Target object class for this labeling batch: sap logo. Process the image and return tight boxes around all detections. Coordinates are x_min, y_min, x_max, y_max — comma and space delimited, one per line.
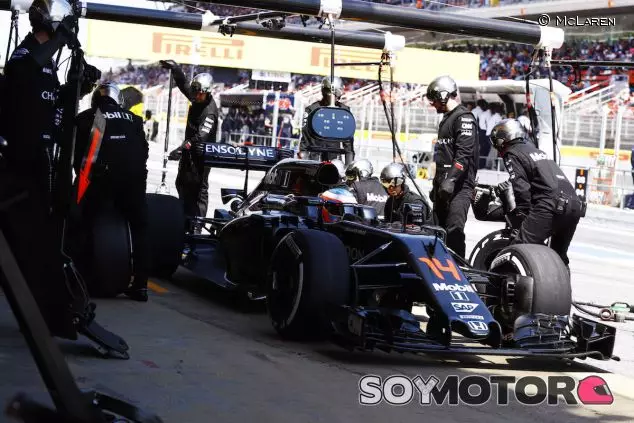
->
103, 111, 134, 122
366, 193, 387, 203
451, 302, 478, 313
530, 152, 548, 162
41, 91, 56, 102
346, 246, 365, 261
468, 321, 488, 332
433, 283, 475, 293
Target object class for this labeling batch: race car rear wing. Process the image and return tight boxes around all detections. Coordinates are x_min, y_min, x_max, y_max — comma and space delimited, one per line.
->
203, 143, 295, 171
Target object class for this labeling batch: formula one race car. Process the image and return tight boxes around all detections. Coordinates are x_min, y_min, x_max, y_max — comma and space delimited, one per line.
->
172, 152, 616, 361
173, 107, 617, 361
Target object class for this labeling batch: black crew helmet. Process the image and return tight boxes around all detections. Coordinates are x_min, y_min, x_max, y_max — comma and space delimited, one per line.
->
425, 75, 459, 104
345, 159, 374, 182
191, 73, 214, 94
490, 118, 527, 151
322, 76, 344, 100
29, 0, 74, 35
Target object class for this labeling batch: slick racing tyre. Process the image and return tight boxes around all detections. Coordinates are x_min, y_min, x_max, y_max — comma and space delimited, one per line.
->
147, 193, 185, 278
489, 244, 572, 318
266, 229, 351, 340
468, 229, 514, 271
88, 208, 133, 298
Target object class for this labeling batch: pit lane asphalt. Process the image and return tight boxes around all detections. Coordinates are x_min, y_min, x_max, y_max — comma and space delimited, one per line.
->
1, 147, 633, 422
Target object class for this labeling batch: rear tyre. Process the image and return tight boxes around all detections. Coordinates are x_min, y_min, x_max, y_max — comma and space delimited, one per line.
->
489, 244, 572, 325
88, 209, 133, 298
146, 193, 185, 278
266, 229, 351, 340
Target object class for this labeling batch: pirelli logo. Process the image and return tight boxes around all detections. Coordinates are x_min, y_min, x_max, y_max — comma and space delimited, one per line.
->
152, 33, 244, 60
310, 47, 376, 72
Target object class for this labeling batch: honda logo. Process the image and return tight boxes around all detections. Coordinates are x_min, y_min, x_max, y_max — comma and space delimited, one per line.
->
468, 321, 488, 332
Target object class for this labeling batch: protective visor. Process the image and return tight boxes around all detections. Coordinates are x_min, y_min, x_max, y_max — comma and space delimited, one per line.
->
381, 177, 404, 189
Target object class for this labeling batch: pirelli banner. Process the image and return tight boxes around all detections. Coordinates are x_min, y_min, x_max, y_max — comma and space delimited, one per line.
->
84, 20, 479, 84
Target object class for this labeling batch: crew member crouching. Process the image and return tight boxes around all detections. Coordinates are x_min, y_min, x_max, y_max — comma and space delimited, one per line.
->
346, 159, 388, 217
380, 162, 428, 225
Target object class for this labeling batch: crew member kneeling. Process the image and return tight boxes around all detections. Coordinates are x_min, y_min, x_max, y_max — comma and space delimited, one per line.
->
346, 159, 388, 217
75, 83, 150, 302
380, 162, 428, 225
490, 119, 586, 268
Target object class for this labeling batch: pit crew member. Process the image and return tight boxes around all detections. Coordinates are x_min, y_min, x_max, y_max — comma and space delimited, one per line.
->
426, 75, 479, 258
380, 162, 428, 225
346, 159, 388, 216
298, 77, 354, 165
160, 59, 218, 238
74, 83, 150, 302
0, 0, 101, 338
490, 118, 586, 267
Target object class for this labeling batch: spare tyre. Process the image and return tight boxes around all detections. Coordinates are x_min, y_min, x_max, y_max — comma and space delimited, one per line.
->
87, 207, 133, 298
146, 193, 185, 278
468, 229, 514, 271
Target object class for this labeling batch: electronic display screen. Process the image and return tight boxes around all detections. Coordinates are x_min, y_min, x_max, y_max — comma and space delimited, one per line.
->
308, 107, 356, 141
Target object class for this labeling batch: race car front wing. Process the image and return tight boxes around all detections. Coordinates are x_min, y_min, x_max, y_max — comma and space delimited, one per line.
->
330, 306, 618, 361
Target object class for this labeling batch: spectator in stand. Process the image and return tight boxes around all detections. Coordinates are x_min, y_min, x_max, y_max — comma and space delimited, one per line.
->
485, 103, 503, 168
477, 100, 490, 168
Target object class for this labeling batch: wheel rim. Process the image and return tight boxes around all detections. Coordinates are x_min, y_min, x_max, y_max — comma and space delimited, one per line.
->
269, 261, 304, 327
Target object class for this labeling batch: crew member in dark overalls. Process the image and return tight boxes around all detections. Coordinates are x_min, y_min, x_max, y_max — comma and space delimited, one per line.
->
160, 60, 218, 241
426, 75, 479, 258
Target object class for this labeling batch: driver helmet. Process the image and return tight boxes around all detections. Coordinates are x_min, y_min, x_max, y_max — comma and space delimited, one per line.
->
29, 0, 74, 35
345, 159, 373, 184
380, 162, 406, 189
319, 187, 357, 223
191, 73, 214, 95
490, 118, 527, 151
91, 83, 123, 108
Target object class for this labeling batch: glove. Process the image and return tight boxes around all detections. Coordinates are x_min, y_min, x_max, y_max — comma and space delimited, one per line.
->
194, 141, 206, 157
495, 180, 516, 214
437, 163, 464, 203
159, 60, 178, 70
83, 63, 101, 85
168, 147, 182, 161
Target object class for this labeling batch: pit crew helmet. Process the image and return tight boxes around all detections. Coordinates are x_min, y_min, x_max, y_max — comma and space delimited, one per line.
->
319, 187, 357, 223
380, 162, 406, 189
91, 83, 123, 108
345, 159, 373, 183
322, 76, 344, 100
490, 118, 527, 151
29, 0, 74, 35
191, 73, 214, 94
425, 75, 458, 105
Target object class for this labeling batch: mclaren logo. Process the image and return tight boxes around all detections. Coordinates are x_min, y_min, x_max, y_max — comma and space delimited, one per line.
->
433, 283, 475, 293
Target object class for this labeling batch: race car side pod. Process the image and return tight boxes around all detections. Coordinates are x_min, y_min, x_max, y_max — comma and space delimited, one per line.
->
0, 1, 402, 52
203, 0, 564, 49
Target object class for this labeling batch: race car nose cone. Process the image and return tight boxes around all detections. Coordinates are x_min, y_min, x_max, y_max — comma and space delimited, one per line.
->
577, 376, 614, 405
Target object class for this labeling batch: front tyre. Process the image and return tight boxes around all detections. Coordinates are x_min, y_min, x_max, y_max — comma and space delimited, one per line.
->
266, 229, 351, 340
